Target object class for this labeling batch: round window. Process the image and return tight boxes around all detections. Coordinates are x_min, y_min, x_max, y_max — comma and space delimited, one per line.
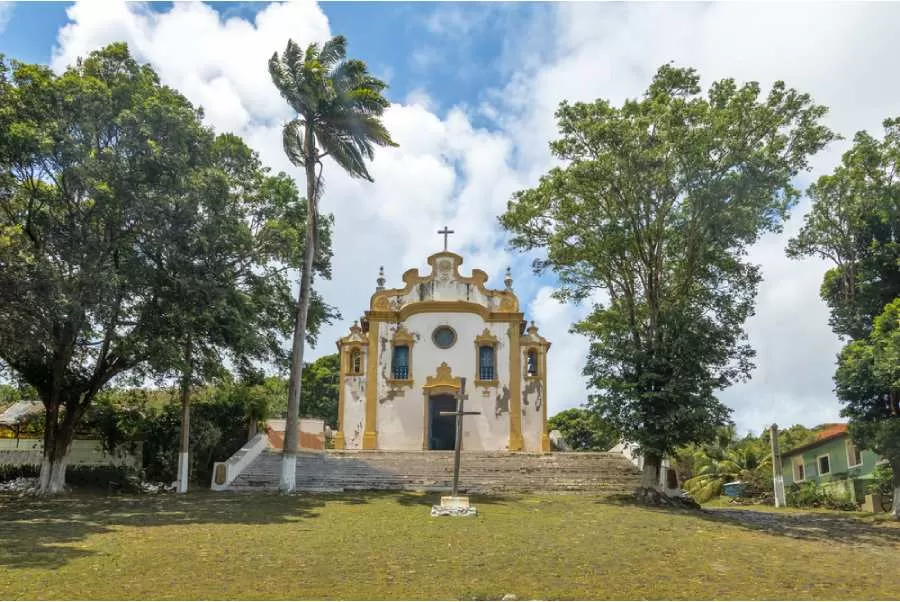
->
432, 326, 457, 349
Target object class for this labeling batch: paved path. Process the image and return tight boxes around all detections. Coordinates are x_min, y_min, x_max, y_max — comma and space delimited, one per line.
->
706, 507, 900, 548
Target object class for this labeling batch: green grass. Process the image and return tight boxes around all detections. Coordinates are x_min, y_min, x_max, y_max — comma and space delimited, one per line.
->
1, 491, 899, 600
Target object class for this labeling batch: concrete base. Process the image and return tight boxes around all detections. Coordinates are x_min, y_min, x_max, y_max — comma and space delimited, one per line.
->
862, 493, 883, 513
431, 495, 477, 517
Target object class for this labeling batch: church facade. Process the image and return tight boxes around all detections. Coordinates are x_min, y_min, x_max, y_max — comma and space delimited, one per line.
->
333, 247, 551, 452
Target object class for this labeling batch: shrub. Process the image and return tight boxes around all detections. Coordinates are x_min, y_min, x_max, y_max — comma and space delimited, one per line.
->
867, 463, 894, 495
92, 391, 251, 486
0, 464, 39, 482
786, 481, 859, 511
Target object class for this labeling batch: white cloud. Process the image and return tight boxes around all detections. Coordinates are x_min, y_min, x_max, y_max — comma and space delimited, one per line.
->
0, 2, 14, 34
488, 2, 900, 433
49, 1, 900, 435
404, 88, 437, 113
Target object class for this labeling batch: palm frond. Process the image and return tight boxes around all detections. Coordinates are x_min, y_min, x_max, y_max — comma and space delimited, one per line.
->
304, 41, 321, 65
268, 34, 396, 184
315, 127, 371, 181
318, 36, 347, 69
269, 42, 312, 115
282, 119, 306, 168
325, 112, 397, 150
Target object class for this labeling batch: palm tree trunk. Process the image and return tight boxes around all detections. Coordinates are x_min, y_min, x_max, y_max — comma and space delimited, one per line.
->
280, 126, 318, 493
177, 336, 193, 494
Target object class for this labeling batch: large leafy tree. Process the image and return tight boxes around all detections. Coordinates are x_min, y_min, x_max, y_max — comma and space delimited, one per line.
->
0, 44, 332, 494
547, 407, 618, 451
269, 35, 396, 491
251, 353, 341, 428
787, 118, 900, 518
500, 65, 834, 489
144, 135, 337, 493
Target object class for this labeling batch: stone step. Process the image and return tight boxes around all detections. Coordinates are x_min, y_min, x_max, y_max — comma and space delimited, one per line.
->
228, 450, 641, 493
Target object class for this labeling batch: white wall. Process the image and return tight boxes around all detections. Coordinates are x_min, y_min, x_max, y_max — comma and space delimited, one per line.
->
0, 438, 141, 468
342, 371, 367, 449
521, 376, 544, 451
373, 313, 512, 450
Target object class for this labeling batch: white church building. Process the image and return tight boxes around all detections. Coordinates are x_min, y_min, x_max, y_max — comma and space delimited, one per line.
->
333, 241, 551, 453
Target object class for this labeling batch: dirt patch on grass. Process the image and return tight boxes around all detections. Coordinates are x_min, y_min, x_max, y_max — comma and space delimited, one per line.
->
705, 508, 900, 548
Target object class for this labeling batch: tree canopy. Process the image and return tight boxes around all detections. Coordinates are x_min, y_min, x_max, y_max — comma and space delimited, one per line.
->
0, 43, 335, 493
787, 117, 900, 517
547, 407, 618, 451
500, 65, 835, 485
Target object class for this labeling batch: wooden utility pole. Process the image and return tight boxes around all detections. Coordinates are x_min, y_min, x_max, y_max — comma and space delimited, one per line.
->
770, 423, 786, 508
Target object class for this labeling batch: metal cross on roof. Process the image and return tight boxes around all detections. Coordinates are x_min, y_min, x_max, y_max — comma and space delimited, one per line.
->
437, 226, 454, 251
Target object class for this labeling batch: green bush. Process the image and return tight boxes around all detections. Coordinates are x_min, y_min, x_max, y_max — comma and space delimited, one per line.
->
66, 465, 137, 490
90, 390, 252, 485
867, 463, 894, 495
786, 481, 859, 511
0, 464, 39, 481
0, 463, 137, 491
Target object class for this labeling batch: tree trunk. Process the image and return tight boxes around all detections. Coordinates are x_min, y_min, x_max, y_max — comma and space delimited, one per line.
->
891, 458, 900, 520
280, 126, 318, 493
177, 338, 193, 494
37, 404, 75, 495
641, 451, 662, 490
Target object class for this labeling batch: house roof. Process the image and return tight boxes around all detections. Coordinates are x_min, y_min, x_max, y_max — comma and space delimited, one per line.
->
782, 423, 849, 458
0, 401, 42, 427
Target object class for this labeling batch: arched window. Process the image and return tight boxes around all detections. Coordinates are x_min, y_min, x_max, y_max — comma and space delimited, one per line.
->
392, 345, 409, 380
526, 349, 538, 377
349, 349, 362, 375
479, 345, 495, 381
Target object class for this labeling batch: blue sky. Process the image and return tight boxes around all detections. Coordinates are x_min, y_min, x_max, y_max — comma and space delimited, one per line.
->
3, 1, 899, 434
1, 2, 545, 128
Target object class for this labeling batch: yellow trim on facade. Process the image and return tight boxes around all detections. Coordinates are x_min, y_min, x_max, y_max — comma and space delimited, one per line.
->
334, 322, 367, 451
474, 328, 500, 389
363, 319, 379, 450
368, 301, 522, 323
422, 362, 462, 450
540, 346, 550, 452
347, 347, 363, 375
388, 326, 416, 388
520, 321, 551, 452
368, 251, 520, 315
508, 323, 524, 451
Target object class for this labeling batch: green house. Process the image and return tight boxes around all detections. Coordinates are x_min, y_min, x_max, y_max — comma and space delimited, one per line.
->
780, 424, 882, 503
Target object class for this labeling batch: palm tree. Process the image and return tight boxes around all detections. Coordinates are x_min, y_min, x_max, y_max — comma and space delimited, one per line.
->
683, 445, 771, 503
268, 35, 396, 492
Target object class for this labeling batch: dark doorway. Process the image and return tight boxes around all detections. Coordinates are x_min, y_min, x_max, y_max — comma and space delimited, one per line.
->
428, 394, 457, 450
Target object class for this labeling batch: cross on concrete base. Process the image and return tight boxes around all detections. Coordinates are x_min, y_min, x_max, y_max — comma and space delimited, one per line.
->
439, 377, 481, 498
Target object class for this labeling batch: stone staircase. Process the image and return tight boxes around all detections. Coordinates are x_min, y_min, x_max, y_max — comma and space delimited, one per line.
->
229, 450, 641, 494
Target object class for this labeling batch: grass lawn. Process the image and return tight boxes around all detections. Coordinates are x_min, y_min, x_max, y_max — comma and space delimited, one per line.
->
1, 491, 899, 600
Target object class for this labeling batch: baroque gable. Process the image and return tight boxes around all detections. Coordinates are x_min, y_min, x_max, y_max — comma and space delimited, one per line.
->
368, 251, 520, 319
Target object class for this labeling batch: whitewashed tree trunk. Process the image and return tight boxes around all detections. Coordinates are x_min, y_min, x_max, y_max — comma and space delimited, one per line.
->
280, 125, 318, 494
177, 340, 193, 494
892, 484, 900, 520
892, 458, 900, 520
38, 446, 70, 494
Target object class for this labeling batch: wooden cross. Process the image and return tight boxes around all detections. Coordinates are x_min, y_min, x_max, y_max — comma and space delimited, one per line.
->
437, 226, 454, 251
439, 377, 481, 498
